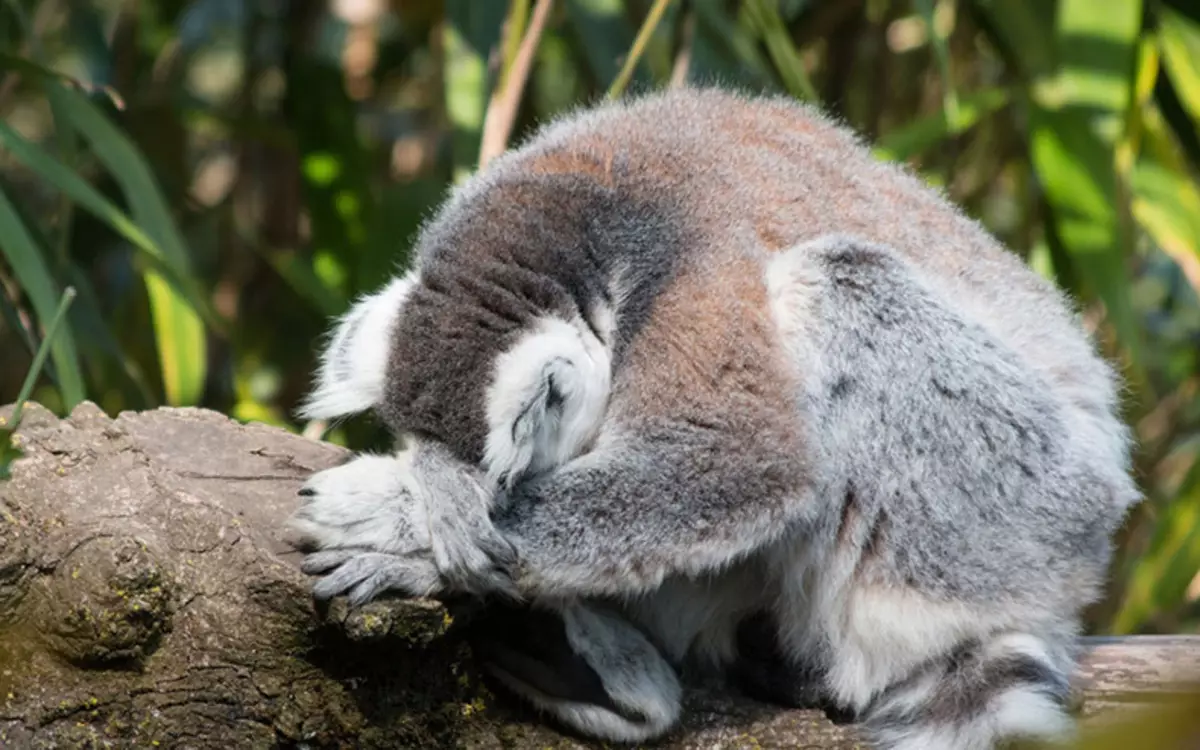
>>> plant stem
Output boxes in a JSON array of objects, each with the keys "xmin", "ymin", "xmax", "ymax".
[
  {"xmin": 606, "ymin": 0, "xmax": 674, "ymax": 100},
  {"xmin": 10, "ymin": 285, "xmax": 77, "ymax": 425}
]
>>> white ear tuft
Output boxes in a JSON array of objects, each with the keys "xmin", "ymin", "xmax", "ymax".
[
  {"xmin": 299, "ymin": 272, "xmax": 418, "ymax": 421},
  {"xmin": 484, "ymin": 316, "xmax": 612, "ymax": 487}
]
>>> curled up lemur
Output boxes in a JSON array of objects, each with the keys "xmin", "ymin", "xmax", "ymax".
[{"xmin": 288, "ymin": 87, "xmax": 1139, "ymax": 749}]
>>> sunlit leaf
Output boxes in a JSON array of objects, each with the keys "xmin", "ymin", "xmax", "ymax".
[
  {"xmin": 1112, "ymin": 460, "xmax": 1200, "ymax": 633},
  {"xmin": 607, "ymin": 0, "xmax": 675, "ymax": 99},
  {"xmin": 0, "ymin": 118, "xmax": 218, "ymax": 330},
  {"xmin": 1132, "ymin": 159, "xmax": 1200, "ymax": 295},
  {"xmin": 284, "ymin": 57, "xmax": 377, "ymax": 299},
  {"xmin": 1029, "ymin": 106, "xmax": 1142, "ymax": 363},
  {"xmin": 1025, "ymin": 0, "xmax": 1145, "ymax": 374},
  {"xmin": 0, "ymin": 187, "xmax": 86, "ymax": 410},
  {"xmin": 875, "ymin": 88, "xmax": 1009, "ymax": 162},
  {"xmin": 1160, "ymin": 7, "xmax": 1200, "ymax": 123},
  {"xmin": 1041, "ymin": 0, "xmax": 1142, "ymax": 113},
  {"xmin": 44, "ymin": 83, "xmax": 207, "ymax": 406},
  {"xmin": 444, "ymin": 0, "xmax": 506, "ymax": 183}
]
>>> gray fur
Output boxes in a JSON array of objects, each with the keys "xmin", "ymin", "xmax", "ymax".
[
  {"xmin": 288, "ymin": 87, "xmax": 1138, "ymax": 749},
  {"xmin": 378, "ymin": 177, "xmax": 686, "ymax": 465},
  {"xmin": 801, "ymin": 237, "xmax": 1120, "ymax": 603}
]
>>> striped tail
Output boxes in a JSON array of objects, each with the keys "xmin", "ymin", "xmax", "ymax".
[{"xmin": 862, "ymin": 633, "xmax": 1077, "ymax": 750}]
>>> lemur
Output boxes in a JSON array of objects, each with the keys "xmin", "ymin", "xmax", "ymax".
[{"xmin": 288, "ymin": 87, "xmax": 1139, "ymax": 750}]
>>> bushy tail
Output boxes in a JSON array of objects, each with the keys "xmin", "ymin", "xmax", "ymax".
[
  {"xmin": 862, "ymin": 633, "xmax": 1076, "ymax": 750},
  {"xmin": 467, "ymin": 599, "xmax": 682, "ymax": 743}
]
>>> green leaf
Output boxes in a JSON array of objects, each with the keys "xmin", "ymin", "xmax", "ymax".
[
  {"xmin": 0, "ymin": 117, "xmax": 219, "ymax": 331},
  {"xmin": 64, "ymin": 263, "xmax": 155, "ymax": 409},
  {"xmin": 1037, "ymin": 0, "xmax": 1143, "ymax": 113},
  {"xmin": 565, "ymin": 0, "xmax": 650, "ymax": 93},
  {"xmin": 0, "ymin": 51, "xmax": 125, "ymax": 110},
  {"xmin": 283, "ymin": 43, "xmax": 380, "ymax": 297},
  {"xmin": 875, "ymin": 88, "xmax": 1009, "ymax": 162},
  {"xmin": 0, "ymin": 187, "xmax": 86, "ymax": 410},
  {"xmin": 1111, "ymin": 459, "xmax": 1200, "ymax": 634},
  {"xmin": 0, "ymin": 275, "xmax": 37, "ymax": 358},
  {"xmin": 1026, "ymin": 0, "xmax": 1145, "ymax": 372},
  {"xmin": 260, "ymin": 248, "xmax": 347, "ymax": 319},
  {"xmin": 689, "ymin": 0, "xmax": 778, "ymax": 90},
  {"xmin": 444, "ymin": 0, "xmax": 506, "ymax": 183},
  {"xmin": 741, "ymin": 0, "xmax": 816, "ymax": 101},
  {"xmin": 607, "ymin": 0, "xmax": 675, "ymax": 99},
  {"xmin": 8, "ymin": 287, "xmax": 77, "ymax": 425},
  {"xmin": 969, "ymin": 0, "xmax": 1058, "ymax": 79},
  {"xmin": 1029, "ymin": 105, "xmax": 1142, "ymax": 363},
  {"xmin": 1131, "ymin": 154, "xmax": 1200, "ymax": 297},
  {"xmin": 1159, "ymin": 7, "xmax": 1200, "ymax": 123},
  {"xmin": 43, "ymin": 82, "xmax": 207, "ymax": 406},
  {"xmin": 914, "ymin": 0, "xmax": 960, "ymax": 122}
]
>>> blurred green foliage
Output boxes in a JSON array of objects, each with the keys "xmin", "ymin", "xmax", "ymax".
[{"xmin": 1, "ymin": 0, "xmax": 1200, "ymax": 646}]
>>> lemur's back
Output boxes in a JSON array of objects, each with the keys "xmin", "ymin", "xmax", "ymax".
[{"xmin": 499, "ymin": 88, "xmax": 1120, "ymax": 447}]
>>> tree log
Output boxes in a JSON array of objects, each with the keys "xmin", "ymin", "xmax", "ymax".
[{"xmin": 0, "ymin": 402, "xmax": 1198, "ymax": 749}]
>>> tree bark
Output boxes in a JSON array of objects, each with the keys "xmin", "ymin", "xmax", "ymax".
[{"xmin": 0, "ymin": 402, "xmax": 1197, "ymax": 749}]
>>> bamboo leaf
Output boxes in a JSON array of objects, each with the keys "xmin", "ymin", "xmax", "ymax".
[
  {"xmin": 875, "ymin": 88, "xmax": 1009, "ymax": 162},
  {"xmin": 969, "ymin": 0, "xmax": 1057, "ymax": 79},
  {"xmin": 64, "ymin": 263, "xmax": 155, "ymax": 409},
  {"xmin": 1039, "ymin": 0, "xmax": 1142, "ymax": 113},
  {"xmin": 43, "ymin": 82, "xmax": 207, "ymax": 406},
  {"xmin": 914, "ymin": 0, "xmax": 960, "ymax": 122},
  {"xmin": 0, "ymin": 187, "xmax": 86, "ymax": 410},
  {"xmin": 741, "ymin": 0, "xmax": 816, "ymax": 101},
  {"xmin": 444, "ymin": 0, "xmax": 506, "ymax": 183},
  {"xmin": 8, "ymin": 287, "xmax": 77, "ymax": 425},
  {"xmin": 0, "ymin": 117, "xmax": 220, "ymax": 331},
  {"xmin": 687, "ymin": 0, "xmax": 777, "ymax": 90},
  {"xmin": 565, "ymin": 0, "xmax": 649, "ymax": 93},
  {"xmin": 1027, "ymin": 0, "xmax": 1145, "ymax": 371},
  {"xmin": 1112, "ymin": 459, "xmax": 1200, "ymax": 633},
  {"xmin": 1132, "ymin": 159, "xmax": 1200, "ymax": 295},
  {"xmin": 1159, "ymin": 7, "xmax": 1200, "ymax": 123},
  {"xmin": 607, "ymin": 0, "xmax": 674, "ymax": 99},
  {"xmin": 1029, "ymin": 106, "xmax": 1142, "ymax": 363}
]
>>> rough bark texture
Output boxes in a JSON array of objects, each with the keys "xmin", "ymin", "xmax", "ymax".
[{"xmin": 0, "ymin": 402, "xmax": 1197, "ymax": 749}]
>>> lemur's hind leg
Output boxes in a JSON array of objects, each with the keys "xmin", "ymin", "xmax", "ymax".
[{"xmin": 466, "ymin": 599, "xmax": 683, "ymax": 744}]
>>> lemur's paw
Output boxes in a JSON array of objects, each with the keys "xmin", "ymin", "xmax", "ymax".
[
  {"xmin": 290, "ymin": 450, "xmax": 520, "ymax": 602},
  {"xmin": 288, "ymin": 453, "xmax": 433, "ymax": 557},
  {"xmin": 289, "ymin": 454, "xmax": 444, "ymax": 603},
  {"xmin": 429, "ymin": 513, "xmax": 520, "ymax": 598},
  {"xmin": 302, "ymin": 549, "xmax": 442, "ymax": 605}
]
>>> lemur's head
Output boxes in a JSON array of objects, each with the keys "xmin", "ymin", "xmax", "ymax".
[{"xmin": 299, "ymin": 173, "xmax": 618, "ymax": 490}]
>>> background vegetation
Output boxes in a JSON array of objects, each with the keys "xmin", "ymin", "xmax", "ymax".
[{"xmin": 1, "ymin": 0, "xmax": 1199, "ymax": 641}]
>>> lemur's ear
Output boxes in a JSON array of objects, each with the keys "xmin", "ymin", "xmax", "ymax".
[
  {"xmin": 299, "ymin": 271, "xmax": 418, "ymax": 421},
  {"xmin": 484, "ymin": 316, "xmax": 612, "ymax": 488}
]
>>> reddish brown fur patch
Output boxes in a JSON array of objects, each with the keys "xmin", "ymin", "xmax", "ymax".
[
  {"xmin": 525, "ymin": 144, "xmax": 616, "ymax": 187},
  {"xmin": 614, "ymin": 246, "xmax": 806, "ymax": 462}
]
